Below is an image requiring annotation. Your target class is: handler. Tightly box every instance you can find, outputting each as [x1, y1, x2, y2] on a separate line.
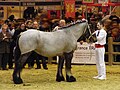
[92, 21, 107, 80]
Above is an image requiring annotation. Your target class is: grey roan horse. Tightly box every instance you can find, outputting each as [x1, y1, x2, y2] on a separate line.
[13, 20, 89, 84]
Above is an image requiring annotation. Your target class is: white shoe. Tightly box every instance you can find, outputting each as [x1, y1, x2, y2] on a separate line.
[98, 76, 106, 80]
[93, 75, 100, 79]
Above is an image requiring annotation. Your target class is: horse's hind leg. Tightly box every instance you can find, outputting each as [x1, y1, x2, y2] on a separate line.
[64, 52, 76, 82]
[13, 52, 31, 84]
[56, 56, 65, 82]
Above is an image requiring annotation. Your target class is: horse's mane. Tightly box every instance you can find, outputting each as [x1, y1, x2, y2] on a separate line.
[58, 20, 87, 30]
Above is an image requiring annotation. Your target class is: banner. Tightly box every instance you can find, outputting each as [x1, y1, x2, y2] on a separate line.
[72, 42, 96, 64]
[64, 0, 75, 18]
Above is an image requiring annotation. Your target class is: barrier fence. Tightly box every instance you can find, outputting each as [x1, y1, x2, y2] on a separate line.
[107, 37, 120, 66]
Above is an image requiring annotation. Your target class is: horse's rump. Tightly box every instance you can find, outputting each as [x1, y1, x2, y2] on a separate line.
[19, 30, 40, 54]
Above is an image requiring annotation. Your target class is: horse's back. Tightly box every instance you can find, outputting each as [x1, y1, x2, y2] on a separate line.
[18, 30, 66, 55]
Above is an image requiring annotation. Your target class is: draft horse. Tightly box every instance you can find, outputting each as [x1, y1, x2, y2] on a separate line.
[13, 20, 89, 84]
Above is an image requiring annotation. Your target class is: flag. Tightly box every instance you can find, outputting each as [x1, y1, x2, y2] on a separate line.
[64, 0, 75, 18]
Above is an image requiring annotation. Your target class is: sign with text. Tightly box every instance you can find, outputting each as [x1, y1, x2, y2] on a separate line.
[82, 0, 94, 4]
[72, 42, 96, 64]
[98, 0, 108, 3]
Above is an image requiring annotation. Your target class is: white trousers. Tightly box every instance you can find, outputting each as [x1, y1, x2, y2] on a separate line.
[95, 47, 106, 77]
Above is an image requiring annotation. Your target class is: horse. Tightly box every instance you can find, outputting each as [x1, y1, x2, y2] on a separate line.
[12, 20, 90, 84]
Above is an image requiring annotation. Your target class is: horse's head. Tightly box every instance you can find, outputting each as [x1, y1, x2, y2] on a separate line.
[77, 20, 92, 42]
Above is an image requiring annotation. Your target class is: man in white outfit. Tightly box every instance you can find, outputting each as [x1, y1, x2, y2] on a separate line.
[93, 21, 107, 80]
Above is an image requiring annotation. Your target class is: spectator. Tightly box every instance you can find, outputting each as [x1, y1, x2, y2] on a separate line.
[8, 22, 16, 69]
[12, 23, 26, 43]
[25, 20, 48, 69]
[10, 23, 27, 69]
[38, 20, 51, 69]
[32, 21, 46, 69]
[25, 20, 33, 29]
[39, 19, 50, 32]
[52, 19, 66, 32]
[52, 19, 67, 68]
[76, 14, 83, 21]
[33, 21, 39, 29]
[23, 7, 37, 20]
[0, 24, 12, 70]
[110, 15, 120, 62]
[8, 15, 15, 22]
[24, 20, 36, 68]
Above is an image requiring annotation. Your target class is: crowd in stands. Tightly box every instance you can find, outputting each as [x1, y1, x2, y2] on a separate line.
[0, 7, 119, 70]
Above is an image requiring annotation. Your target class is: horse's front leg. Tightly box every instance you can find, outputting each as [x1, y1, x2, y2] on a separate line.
[56, 56, 65, 82]
[64, 52, 76, 82]
[13, 52, 31, 84]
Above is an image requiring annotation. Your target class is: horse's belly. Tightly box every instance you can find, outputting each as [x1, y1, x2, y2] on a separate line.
[36, 49, 64, 57]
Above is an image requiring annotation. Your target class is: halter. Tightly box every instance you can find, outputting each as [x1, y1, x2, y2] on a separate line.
[80, 21, 93, 62]
[86, 23, 95, 62]
[79, 20, 92, 40]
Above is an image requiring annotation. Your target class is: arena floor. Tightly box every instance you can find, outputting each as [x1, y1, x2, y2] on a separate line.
[0, 64, 120, 90]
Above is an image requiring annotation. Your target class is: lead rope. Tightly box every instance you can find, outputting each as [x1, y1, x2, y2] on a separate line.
[87, 24, 93, 62]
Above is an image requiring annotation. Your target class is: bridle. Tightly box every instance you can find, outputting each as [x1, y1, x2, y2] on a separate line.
[82, 22, 93, 62]
[80, 21, 92, 41]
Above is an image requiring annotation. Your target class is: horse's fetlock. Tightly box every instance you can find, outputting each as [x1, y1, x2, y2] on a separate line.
[13, 77, 23, 84]
[56, 73, 65, 82]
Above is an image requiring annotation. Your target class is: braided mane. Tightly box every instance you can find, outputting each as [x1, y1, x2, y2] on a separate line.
[58, 20, 87, 30]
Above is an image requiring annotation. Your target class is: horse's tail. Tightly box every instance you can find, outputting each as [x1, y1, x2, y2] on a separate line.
[14, 35, 21, 62]
[13, 35, 23, 84]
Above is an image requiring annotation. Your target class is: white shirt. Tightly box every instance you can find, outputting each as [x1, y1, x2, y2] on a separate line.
[95, 29, 107, 45]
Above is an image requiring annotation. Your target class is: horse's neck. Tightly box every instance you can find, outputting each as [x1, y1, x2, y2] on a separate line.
[66, 23, 86, 40]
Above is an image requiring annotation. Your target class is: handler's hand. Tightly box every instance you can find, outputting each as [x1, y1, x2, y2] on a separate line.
[86, 38, 90, 43]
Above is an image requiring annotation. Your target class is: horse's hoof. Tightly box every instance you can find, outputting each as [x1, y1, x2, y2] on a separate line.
[56, 76, 65, 82]
[13, 78, 23, 84]
[56, 74, 65, 82]
[66, 75, 76, 82]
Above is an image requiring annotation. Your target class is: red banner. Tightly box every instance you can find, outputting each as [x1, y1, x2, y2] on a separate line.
[64, 0, 75, 18]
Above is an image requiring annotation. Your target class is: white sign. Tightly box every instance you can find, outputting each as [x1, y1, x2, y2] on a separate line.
[72, 42, 96, 64]
[98, 0, 108, 3]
